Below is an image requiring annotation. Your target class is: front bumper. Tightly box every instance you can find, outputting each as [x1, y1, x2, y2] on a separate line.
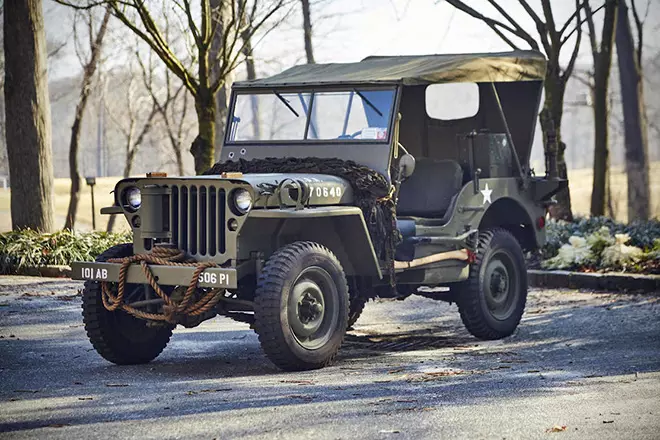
[71, 262, 238, 289]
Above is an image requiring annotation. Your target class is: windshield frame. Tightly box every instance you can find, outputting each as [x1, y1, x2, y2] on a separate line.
[224, 85, 400, 146]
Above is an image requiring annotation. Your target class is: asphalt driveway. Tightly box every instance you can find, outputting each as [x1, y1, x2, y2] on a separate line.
[0, 276, 658, 439]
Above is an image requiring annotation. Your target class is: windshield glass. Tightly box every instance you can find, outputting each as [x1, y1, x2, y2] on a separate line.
[228, 88, 396, 143]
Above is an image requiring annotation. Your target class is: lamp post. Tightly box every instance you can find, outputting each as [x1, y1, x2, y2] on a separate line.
[86, 176, 97, 230]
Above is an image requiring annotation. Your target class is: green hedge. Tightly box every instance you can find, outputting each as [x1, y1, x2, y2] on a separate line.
[0, 229, 132, 275]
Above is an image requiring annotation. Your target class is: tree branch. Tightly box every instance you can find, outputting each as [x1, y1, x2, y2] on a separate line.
[562, 0, 583, 81]
[584, 0, 599, 63]
[444, 0, 529, 50]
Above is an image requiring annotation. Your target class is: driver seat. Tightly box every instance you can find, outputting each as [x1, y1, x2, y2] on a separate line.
[396, 158, 463, 219]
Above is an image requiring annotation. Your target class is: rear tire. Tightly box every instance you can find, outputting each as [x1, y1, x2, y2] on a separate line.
[82, 244, 173, 365]
[254, 242, 349, 371]
[347, 296, 367, 329]
[457, 228, 528, 340]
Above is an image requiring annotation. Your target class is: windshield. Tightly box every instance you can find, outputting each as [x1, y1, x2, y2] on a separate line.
[227, 88, 396, 143]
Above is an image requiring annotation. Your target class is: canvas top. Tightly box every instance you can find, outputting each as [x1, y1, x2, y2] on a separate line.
[233, 50, 547, 88]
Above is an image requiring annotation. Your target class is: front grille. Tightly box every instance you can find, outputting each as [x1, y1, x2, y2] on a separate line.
[169, 184, 226, 257]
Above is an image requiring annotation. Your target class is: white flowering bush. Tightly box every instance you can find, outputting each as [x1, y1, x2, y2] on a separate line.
[543, 236, 595, 269]
[601, 234, 644, 267]
[541, 221, 659, 273]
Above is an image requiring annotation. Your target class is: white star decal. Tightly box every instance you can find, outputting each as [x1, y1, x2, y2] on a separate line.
[481, 183, 493, 205]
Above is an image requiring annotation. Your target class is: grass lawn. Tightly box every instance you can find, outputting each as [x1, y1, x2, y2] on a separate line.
[0, 163, 658, 232]
[0, 177, 128, 232]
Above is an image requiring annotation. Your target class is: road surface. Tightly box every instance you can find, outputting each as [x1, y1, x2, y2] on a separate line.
[0, 276, 659, 439]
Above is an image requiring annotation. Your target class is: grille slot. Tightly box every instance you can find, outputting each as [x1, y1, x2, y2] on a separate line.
[169, 184, 226, 258]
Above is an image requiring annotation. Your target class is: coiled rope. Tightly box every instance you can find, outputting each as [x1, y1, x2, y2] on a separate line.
[100, 246, 223, 324]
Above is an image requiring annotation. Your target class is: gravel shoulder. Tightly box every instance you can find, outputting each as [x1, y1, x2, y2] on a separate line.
[0, 276, 659, 439]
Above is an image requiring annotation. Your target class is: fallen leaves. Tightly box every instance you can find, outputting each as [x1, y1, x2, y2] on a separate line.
[545, 425, 567, 433]
[186, 388, 232, 395]
[405, 370, 466, 382]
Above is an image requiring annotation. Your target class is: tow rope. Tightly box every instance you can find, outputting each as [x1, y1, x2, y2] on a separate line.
[100, 246, 223, 324]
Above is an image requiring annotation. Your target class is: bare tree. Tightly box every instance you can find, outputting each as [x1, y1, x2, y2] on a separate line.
[585, 0, 619, 217]
[104, 69, 158, 232]
[301, 0, 315, 63]
[137, 50, 193, 177]
[56, 0, 294, 174]
[4, 0, 55, 231]
[616, 0, 651, 221]
[445, 0, 586, 220]
[64, 7, 112, 230]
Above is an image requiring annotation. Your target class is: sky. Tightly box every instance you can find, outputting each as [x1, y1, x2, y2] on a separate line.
[44, 0, 654, 81]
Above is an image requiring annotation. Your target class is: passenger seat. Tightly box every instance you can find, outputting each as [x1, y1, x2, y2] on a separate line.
[396, 158, 463, 219]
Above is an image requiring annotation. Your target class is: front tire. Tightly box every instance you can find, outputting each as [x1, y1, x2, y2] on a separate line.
[82, 244, 173, 365]
[457, 228, 528, 340]
[254, 242, 349, 371]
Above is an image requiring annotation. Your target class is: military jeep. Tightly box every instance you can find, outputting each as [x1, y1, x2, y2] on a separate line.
[72, 50, 565, 371]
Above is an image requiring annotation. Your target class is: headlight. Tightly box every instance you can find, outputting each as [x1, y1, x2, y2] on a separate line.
[232, 188, 252, 214]
[122, 186, 141, 211]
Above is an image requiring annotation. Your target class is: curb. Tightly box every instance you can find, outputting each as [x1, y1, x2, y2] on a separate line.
[528, 269, 660, 293]
[22, 265, 73, 278]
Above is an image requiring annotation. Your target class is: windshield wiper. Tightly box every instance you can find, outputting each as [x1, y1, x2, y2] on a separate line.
[354, 89, 383, 117]
[274, 92, 299, 117]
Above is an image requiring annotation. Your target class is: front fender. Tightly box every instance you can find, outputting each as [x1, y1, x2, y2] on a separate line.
[238, 207, 382, 278]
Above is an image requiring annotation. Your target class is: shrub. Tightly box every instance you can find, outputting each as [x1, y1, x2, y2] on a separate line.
[0, 229, 133, 275]
[544, 216, 660, 256]
[542, 219, 659, 273]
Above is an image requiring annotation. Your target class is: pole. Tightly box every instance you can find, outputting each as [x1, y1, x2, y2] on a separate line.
[90, 185, 96, 230]
[86, 177, 97, 230]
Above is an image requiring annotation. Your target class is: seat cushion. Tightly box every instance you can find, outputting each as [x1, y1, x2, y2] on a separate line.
[396, 158, 463, 218]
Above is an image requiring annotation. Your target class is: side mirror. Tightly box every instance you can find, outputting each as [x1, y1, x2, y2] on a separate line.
[398, 153, 416, 179]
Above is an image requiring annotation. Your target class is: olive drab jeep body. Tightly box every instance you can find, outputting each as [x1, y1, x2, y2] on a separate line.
[72, 50, 566, 371]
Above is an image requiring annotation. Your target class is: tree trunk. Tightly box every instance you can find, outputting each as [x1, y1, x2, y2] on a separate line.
[64, 9, 111, 230]
[590, 2, 618, 217]
[241, 27, 261, 138]
[4, 0, 54, 232]
[210, 0, 231, 160]
[124, 148, 137, 177]
[616, 0, 650, 221]
[540, 71, 573, 221]
[301, 0, 315, 64]
[191, 90, 216, 174]
[174, 146, 185, 176]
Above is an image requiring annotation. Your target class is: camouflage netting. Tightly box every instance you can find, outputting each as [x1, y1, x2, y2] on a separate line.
[204, 157, 401, 284]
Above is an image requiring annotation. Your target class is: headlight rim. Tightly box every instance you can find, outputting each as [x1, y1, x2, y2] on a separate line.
[122, 186, 142, 212]
[231, 188, 253, 215]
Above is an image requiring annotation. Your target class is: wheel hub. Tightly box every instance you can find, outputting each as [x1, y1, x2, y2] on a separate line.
[289, 279, 326, 339]
[483, 252, 519, 320]
[298, 292, 324, 324]
[490, 268, 509, 297]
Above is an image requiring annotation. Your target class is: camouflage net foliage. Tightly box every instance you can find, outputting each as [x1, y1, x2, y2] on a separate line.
[205, 157, 401, 284]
